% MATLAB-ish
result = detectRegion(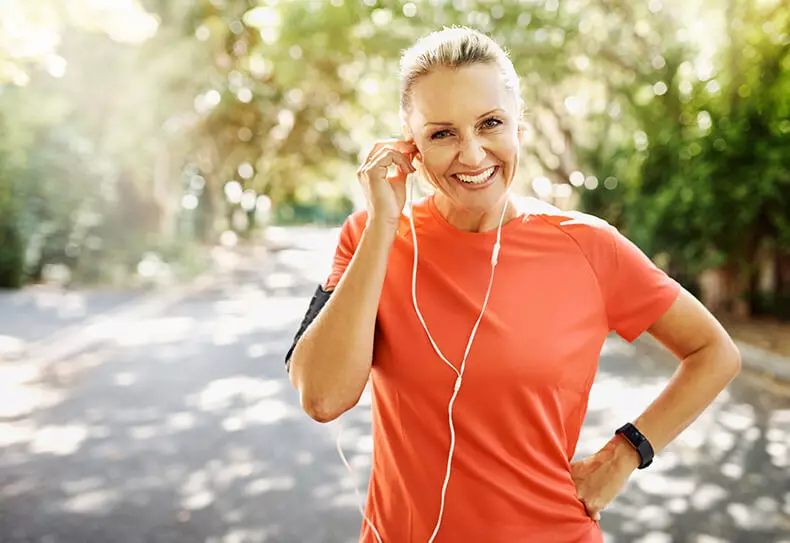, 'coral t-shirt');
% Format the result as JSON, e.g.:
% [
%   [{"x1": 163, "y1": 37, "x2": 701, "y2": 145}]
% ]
[{"x1": 324, "y1": 194, "x2": 680, "y2": 543}]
